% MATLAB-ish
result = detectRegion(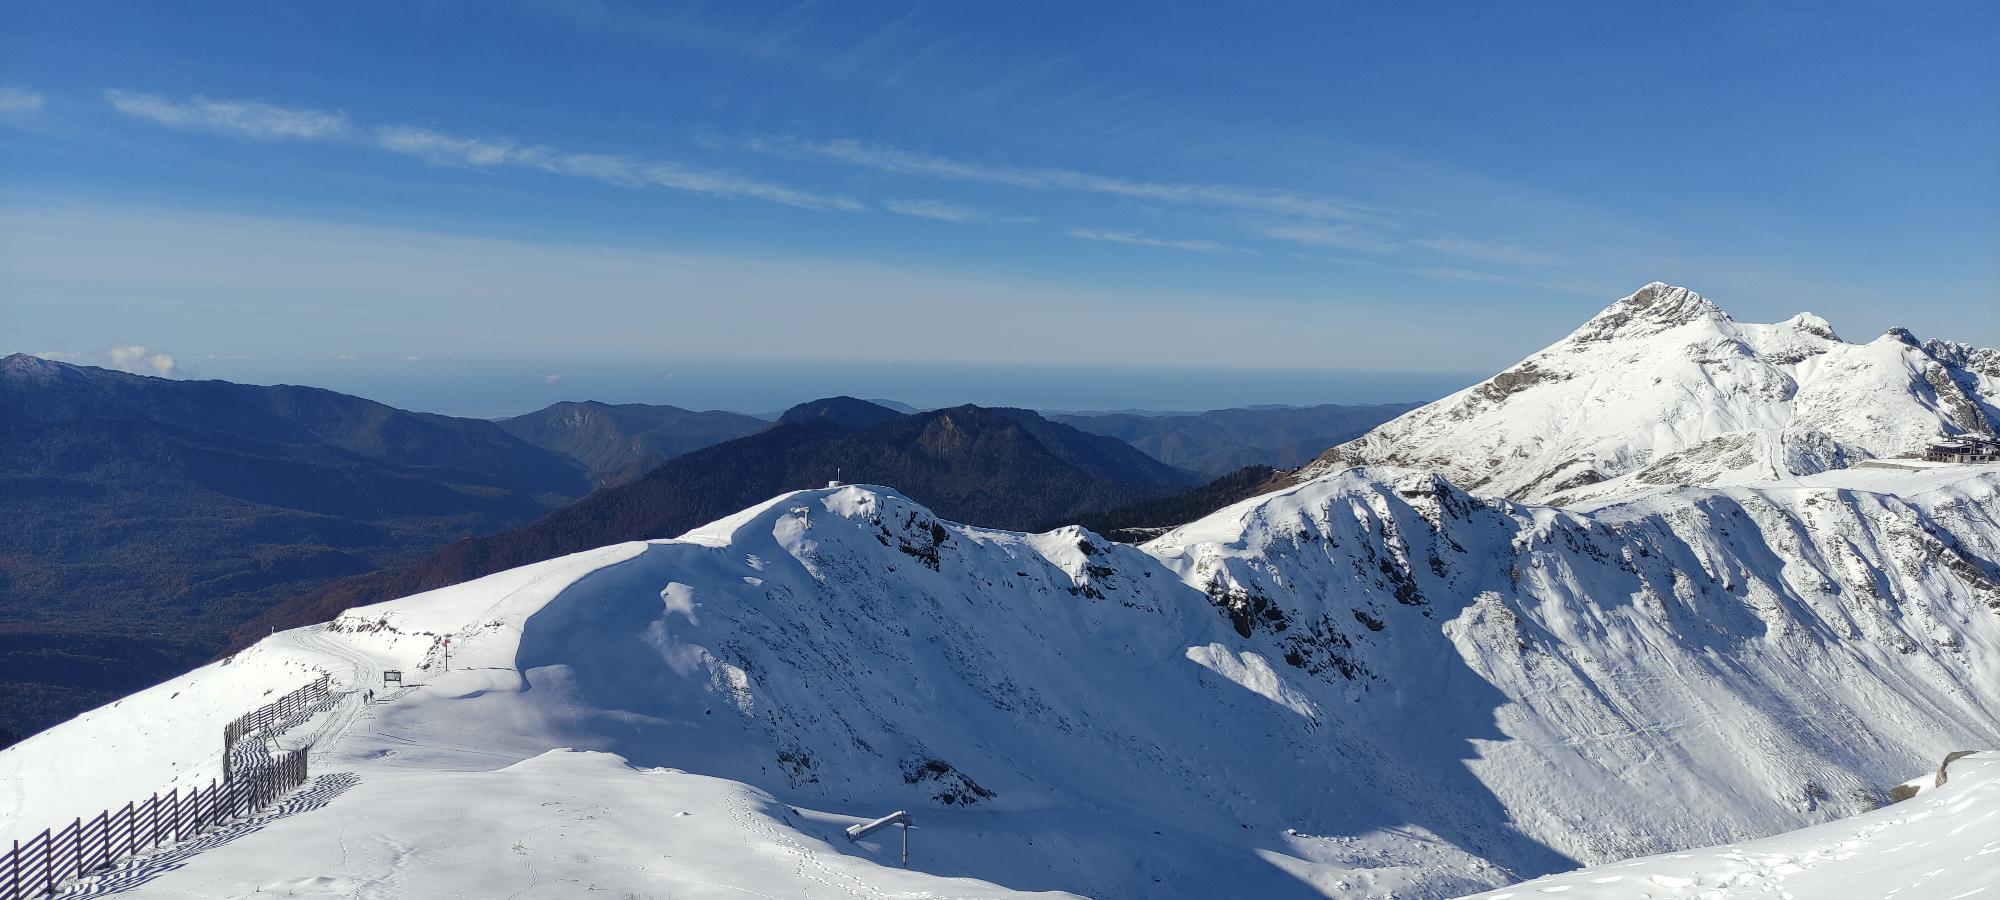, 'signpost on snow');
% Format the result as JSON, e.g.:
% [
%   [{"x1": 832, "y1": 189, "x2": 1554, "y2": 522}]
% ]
[
  {"x1": 382, "y1": 670, "x2": 402, "y2": 689},
  {"x1": 844, "y1": 810, "x2": 915, "y2": 867}
]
